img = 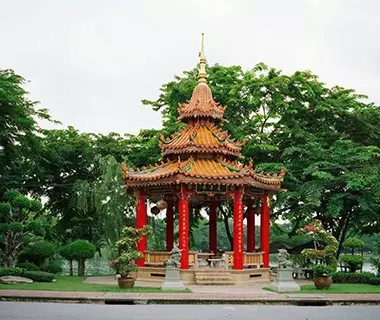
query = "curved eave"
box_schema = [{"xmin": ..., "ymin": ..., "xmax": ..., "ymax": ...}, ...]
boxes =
[
  {"xmin": 124, "ymin": 174, "xmax": 283, "ymax": 191},
  {"xmin": 162, "ymin": 146, "xmax": 242, "ymax": 158},
  {"xmin": 178, "ymin": 112, "xmax": 224, "ymax": 121}
]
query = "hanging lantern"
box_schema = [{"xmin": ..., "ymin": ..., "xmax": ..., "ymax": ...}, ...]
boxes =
[
  {"xmin": 150, "ymin": 206, "xmax": 160, "ymax": 215},
  {"xmin": 156, "ymin": 199, "xmax": 168, "ymax": 210}
]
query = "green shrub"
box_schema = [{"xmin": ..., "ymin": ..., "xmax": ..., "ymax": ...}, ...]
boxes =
[
  {"xmin": 340, "ymin": 255, "xmax": 363, "ymax": 272},
  {"xmin": 23, "ymin": 271, "xmax": 55, "ymax": 282},
  {"xmin": 0, "ymin": 267, "xmax": 24, "ymax": 277},
  {"xmin": 311, "ymin": 264, "xmax": 334, "ymax": 277},
  {"xmin": 20, "ymin": 240, "xmax": 56, "ymax": 266},
  {"xmin": 42, "ymin": 260, "xmax": 62, "ymax": 274},
  {"xmin": 368, "ymin": 277, "xmax": 380, "ymax": 286},
  {"xmin": 342, "ymin": 238, "xmax": 364, "ymax": 251},
  {"xmin": 332, "ymin": 271, "xmax": 375, "ymax": 284},
  {"xmin": 16, "ymin": 262, "xmax": 40, "ymax": 271}
]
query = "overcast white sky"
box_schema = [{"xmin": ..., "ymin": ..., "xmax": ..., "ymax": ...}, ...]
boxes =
[{"xmin": 1, "ymin": 0, "xmax": 379, "ymax": 135}]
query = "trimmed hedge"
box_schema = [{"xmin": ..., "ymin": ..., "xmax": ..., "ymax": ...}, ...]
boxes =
[
  {"xmin": 23, "ymin": 271, "xmax": 55, "ymax": 282},
  {"xmin": 332, "ymin": 271, "xmax": 375, "ymax": 284},
  {"xmin": 369, "ymin": 277, "xmax": 380, "ymax": 286},
  {"xmin": 0, "ymin": 267, "xmax": 24, "ymax": 277},
  {"xmin": 17, "ymin": 262, "xmax": 40, "ymax": 271}
]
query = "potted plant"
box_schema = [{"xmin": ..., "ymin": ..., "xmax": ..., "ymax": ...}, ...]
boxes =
[
  {"xmin": 298, "ymin": 220, "xmax": 338, "ymax": 290},
  {"xmin": 310, "ymin": 264, "xmax": 334, "ymax": 289},
  {"xmin": 109, "ymin": 225, "xmax": 152, "ymax": 289}
]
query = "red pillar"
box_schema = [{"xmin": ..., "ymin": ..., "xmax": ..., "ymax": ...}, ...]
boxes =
[
  {"xmin": 178, "ymin": 186, "xmax": 189, "ymax": 269},
  {"xmin": 165, "ymin": 199, "xmax": 174, "ymax": 251},
  {"xmin": 233, "ymin": 189, "xmax": 244, "ymax": 270},
  {"xmin": 209, "ymin": 202, "xmax": 217, "ymax": 253},
  {"xmin": 260, "ymin": 194, "xmax": 270, "ymax": 268},
  {"xmin": 247, "ymin": 199, "xmax": 255, "ymax": 252},
  {"xmin": 136, "ymin": 190, "xmax": 147, "ymax": 267}
]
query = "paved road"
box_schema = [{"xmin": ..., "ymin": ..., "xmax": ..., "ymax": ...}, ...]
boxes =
[{"xmin": 0, "ymin": 302, "xmax": 379, "ymax": 320}]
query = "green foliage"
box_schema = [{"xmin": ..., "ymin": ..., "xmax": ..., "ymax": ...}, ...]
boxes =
[
  {"xmin": 298, "ymin": 220, "xmax": 339, "ymax": 273},
  {"xmin": 369, "ymin": 277, "xmax": 380, "ymax": 286},
  {"xmin": 69, "ymin": 240, "xmax": 96, "ymax": 260},
  {"xmin": 0, "ymin": 69, "xmax": 56, "ymax": 195},
  {"xmin": 340, "ymin": 255, "xmax": 363, "ymax": 272},
  {"xmin": 332, "ymin": 271, "xmax": 375, "ymax": 284},
  {"xmin": 59, "ymin": 245, "xmax": 75, "ymax": 261},
  {"xmin": 369, "ymin": 255, "xmax": 380, "ymax": 275},
  {"xmin": 311, "ymin": 264, "xmax": 334, "ymax": 277},
  {"xmin": 8, "ymin": 222, "xmax": 23, "ymax": 232},
  {"xmin": 23, "ymin": 270, "xmax": 55, "ymax": 282},
  {"xmin": 110, "ymin": 226, "xmax": 152, "ymax": 277},
  {"xmin": 20, "ymin": 241, "xmax": 56, "ymax": 266},
  {"xmin": 16, "ymin": 262, "xmax": 40, "ymax": 271},
  {"xmin": 42, "ymin": 260, "xmax": 62, "ymax": 274},
  {"xmin": 0, "ymin": 267, "xmax": 24, "ymax": 276},
  {"xmin": 343, "ymin": 238, "xmax": 365, "ymax": 250},
  {"xmin": 0, "ymin": 190, "xmax": 46, "ymax": 267}
]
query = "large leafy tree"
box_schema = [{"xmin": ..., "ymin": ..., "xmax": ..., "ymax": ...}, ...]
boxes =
[{"xmin": 0, "ymin": 69, "xmax": 55, "ymax": 196}]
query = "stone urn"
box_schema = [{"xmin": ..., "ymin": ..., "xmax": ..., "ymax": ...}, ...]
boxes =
[
  {"xmin": 117, "ymin": 276, "xmax": 135, "ymax": 289},
  {"xmin": 314, "ymin": 276, "xmax": 332, "ymax": 290}
]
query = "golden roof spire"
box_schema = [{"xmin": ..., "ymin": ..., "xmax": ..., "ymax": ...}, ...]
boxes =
[{"xmin": 198, "ymin": 33, "xmax": 207, "ymax": 83}]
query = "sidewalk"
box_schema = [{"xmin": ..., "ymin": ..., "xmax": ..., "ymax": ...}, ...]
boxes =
[{"xmin": 1, "ymin": 277, "xmax": 380, "ymax": 305}]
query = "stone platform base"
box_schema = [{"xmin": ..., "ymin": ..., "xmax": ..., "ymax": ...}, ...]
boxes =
[
  {"xmin": 137, "ymin": 267, "xmax": 270, "ymax": 285},
  {"xmin": 270, "ymin": 268, "xmax": 300, "ymax": 292}
]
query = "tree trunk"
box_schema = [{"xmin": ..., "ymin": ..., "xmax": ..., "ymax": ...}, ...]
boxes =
[
  {"xmin": 220, "ymin": 206, "xmax": 233, "ymax": 251},
  {"xmin": 78, "ymin": 259, "xmax": 85, "ymax": 276},
  {"xmin": 69, "ymin": 260, "xmax": 73, "ymax": 276},
  {"xmin": 336, "ymin": 212, "xmax": 351, "ymax": 258}
]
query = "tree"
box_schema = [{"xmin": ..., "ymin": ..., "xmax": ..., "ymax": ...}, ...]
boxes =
[
  {"xmin": 0, "ymin": 69, "xmax": 56, "ymax": 196},
  {"xmin": 0, "ymin": 190, "xmax": 44, "ymax": 266},
  {"xmin": 69, "ymin": 240, "xmax": 96, "ymax": 276}
]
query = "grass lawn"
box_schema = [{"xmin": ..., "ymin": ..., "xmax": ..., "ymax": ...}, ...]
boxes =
[
  {"xmin": 0, "ymin": 276, "xmax": 191, "ymax": 293},
  {"xmin": 265, "ymin": 283, "xmax": 380, "ymax": 294},
  {"xmin": 299, "ymin": 283, "xmax": 380, "ymax": 294}
]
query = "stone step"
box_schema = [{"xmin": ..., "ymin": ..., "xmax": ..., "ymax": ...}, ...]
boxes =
[{"xmin": 194, "ymin": 272, "xmax": 235, "ymax": 285}]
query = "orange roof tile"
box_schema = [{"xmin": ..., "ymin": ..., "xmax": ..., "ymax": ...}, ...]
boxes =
[
  {"xmin": 122, "ymin": 158, "xmax": 285, "ymax": 189},
  {"xmin": 178, "ymin": 83, "xmax": 226, "ymax": 121},
  {"xmin": 159, "ymin": 121, "xmax": 244, "ymax": 157}
]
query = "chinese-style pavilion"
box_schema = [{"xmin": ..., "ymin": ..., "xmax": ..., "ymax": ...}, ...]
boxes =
[{"xmin": 122, "ymin": 34, "xmax": 285, "ymax": 277}]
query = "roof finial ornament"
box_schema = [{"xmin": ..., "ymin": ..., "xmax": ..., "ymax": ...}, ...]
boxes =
[{"xmin": 198, "ymin": 33, "xmax": 207, "ymax": 83}]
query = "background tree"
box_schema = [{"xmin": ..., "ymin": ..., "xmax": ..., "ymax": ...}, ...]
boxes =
[
  {"xmin": 0, "ymin": 69, "xmax": 56, "ymax": 196},
  {"xmin": 69, "ymin": 240, "xmax": 96, "ymax": 276}
]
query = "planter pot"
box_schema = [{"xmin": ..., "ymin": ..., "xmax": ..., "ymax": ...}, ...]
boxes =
[
  {"xmin": 117, "ymin": 277, "xmax": 135, "ymax": 289},
  {"xmin": 314, "ymin": 276, "xmax": 332, "ymax": 290}
]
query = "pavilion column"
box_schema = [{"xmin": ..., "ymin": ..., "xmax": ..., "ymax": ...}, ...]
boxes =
[
  {"xmin": 209, "ymin": 202, "xmax": 217, "ymax": 253},
  {"xmin": 165, "ymin": 199, "xmax": 174, "ymax": 251},
  {"xmin": 260, "ymin": 194, "xmax": 270, "ymax": 268},
  {"xmin": 246, "ymin": 199, "xmax": 255, "ymax": 252},
  {"xmin": 136, "ymin": 190, "xmax": 147, "ymax": 267},
  {"xmin": 178, "ymin": 185, "xmax": 189, "ymax": 270},
  {"xmin": 233, "ymin": 188, "xmax": 244, "ymax": 270}
]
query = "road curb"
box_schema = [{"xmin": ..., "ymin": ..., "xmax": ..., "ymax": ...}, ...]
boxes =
[{"xmin": 1, "ymin": 294, "xmax": 380, "ymax": 306}]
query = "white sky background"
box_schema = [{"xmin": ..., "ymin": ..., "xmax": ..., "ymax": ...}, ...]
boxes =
[{"xmin": 1, "ymin": 0, "xmax": 379, "ymax": 135}]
